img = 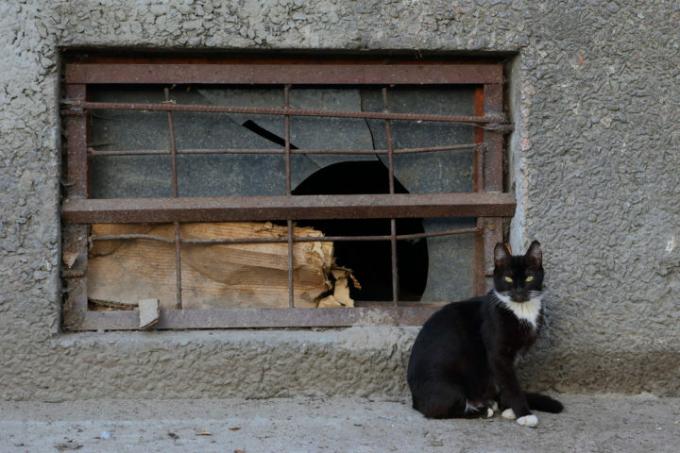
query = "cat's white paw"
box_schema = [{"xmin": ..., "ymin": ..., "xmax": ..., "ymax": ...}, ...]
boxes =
[
  {"xmin": 490, "ymin": 401, "xmax": 499, "ymax": 412},
  {"xmin": 485, "ymin": 407, "xmax": 494, "ymax": 418},
  {"xmin": 501, "ymin": 408, "xmax": 516, "ymax": 420},
  {"xmin": 516, "ymin": 414, "xmax": 538, "ymax": 427}
]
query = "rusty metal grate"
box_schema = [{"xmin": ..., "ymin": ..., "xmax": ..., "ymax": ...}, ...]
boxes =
[{"xmin": 61, "ymin": 57, "xmax": 514, "ymax": 331}]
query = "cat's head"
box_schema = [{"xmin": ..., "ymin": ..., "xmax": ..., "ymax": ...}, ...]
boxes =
[{"xmin": 493, "ymin": 241, "xmax": 543, "ymax": 303}]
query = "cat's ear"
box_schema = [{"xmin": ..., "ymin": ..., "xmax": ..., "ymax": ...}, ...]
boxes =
[
  {"xmin": 525, "ymin": 240, "xmax": 542, "ymax": 268},
  {"xmin": 494, "ymin": 242, "xmax": 511, "ymax": 267}
]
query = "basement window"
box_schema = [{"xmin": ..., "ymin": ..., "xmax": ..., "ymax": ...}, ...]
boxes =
[{"xmin": 61, "ymin": 56, "xmax": 514, "ymax": 330}]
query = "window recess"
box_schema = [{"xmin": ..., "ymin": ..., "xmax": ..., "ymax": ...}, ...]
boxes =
[{"xmin": 61, "ymin": 57, "xmax": 514, "ymax": 331}]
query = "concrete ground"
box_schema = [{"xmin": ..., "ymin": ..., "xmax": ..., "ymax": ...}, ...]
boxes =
[{"xmin": 0, "ymin": 394, "xmax": 678, "ymax": 453}]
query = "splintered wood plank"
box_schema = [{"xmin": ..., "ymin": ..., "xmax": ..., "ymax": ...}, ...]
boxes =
[{"xmin": 87, "ymin": 222, "xmax": 344, "ymax": 309}]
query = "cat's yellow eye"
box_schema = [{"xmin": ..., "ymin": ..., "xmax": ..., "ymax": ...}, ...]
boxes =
[
  {"xmin": 525, "ymin": 276, "xmax": 534, "ymax": 282},
  {"xmin": 504, "ymin": 276, "xmax": 513, "ymax": 283}
]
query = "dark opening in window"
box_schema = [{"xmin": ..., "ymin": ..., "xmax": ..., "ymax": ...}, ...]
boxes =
[{"xmin": 293, "ymin": 161, "xmax": 429, "ymax": 302}]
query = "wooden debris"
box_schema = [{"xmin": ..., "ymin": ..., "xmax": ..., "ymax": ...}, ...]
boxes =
[
  {"xmin": 89, "ymin": 299, "xmax": 137, "ymax": 311},
  {"xmin": 62, "ymin": 251, "xmax": 79, "ymax": 269},
  {"xmin": 138, "ymin": 298, "xmax": 160, "ymax": 330},
  {"xmin": 317, "ymin": 269, "xmax": 355, "ymax": 308},
  {"xmin": 87, "ymin": 222, "xmax": 355, "ymax": 310}
]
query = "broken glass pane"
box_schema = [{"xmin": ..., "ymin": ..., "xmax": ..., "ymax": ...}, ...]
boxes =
[
  {"xmin": 89, "ymin": 86, "xmax": 172, "ymax": 198},
  {"xmin": 419, "ymin": 217, "xmax": 476, "ymax": 301},
  {"xmin": 88, "ymin": 83, "xmax": 479, "ymax": 303},
  {"xmin": 89, "ymin": 85, "xmax": 287, "ymax": 197},
  {"xmin": 288, "ymin": 87, "xmax": 379, "ymax": 187},
  {"xmin": 361, "ymin": 86, "xmax": 476, "ymax": 194}
]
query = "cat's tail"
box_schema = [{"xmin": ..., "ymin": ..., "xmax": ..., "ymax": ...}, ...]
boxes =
[{"xmin": 526, "ymin": 393, "xmax": 564, "ymax": 413}]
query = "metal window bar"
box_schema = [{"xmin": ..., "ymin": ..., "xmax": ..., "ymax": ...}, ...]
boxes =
[
  {"xmin": 63, "ymin": 99, "xmax": 509, "ymax": 128},
  {"xmin": 64, "ymin": 62, "xmax": 504, "ymax": 86},
  {"xmin": 62, "ymin": 60, "xmax": 511, "ymax": 331},
  {"xmin": 88, "ymin": 227, "xmax": 480, "ymax": 246},
  {"xmin": 62, "ymin": 83, "xmax": 89, "ymax": 331},
  {"xmin": 62, "ymin": 193, "xmax": 516, "ymax": 223},
  {"xmin": 284, "ymin": 84, "xmax": 295, "ymax": 309},
  {"xmin": 473, "ymin": 86, "xmax": 486, "ymax": 295},
  {"xmin": 86, "ymin": 143, "xmax": 484, "ymax": 157},
  {"xmin": 164, "ymin": 87, "xmax": 183, "ymax": 310},
  {"xmin": 381, "ymin": 88, "xmax": 399, "ymax": 305}
]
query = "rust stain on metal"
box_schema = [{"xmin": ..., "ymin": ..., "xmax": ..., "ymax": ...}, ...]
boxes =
[
  {"xmin": 382, "ymin": 88, "xmax": 399, "ymax": 305},
  {"xmin": 90, "ymin": 226, "xmax": 479, "ymax": 246},
  {"xmin": 71, "ymin": 305, "xmax": 446, "ymax": 330},
  {"xmin": 63, "ymin": 100, "xmax": 508, "ymax": 128},
  {"xmin": 65, "ymin": 85, "xmax": 89, "ymax": 198},
  {"xmin": 165, "ymin": 87, "xmax": 183, "ymax": 310},
  {"xmin": 66, "ymin": 63, "xmax": 504, "ymax": 85},
  {"xmin": 473, "ymin": 86, "xmax": 486, "ymax": 295},
  {"xmin": 483, "ymin": 83, "xmax": 505, "ymax": 192},
  {"xmin": 61, "ymin": 60, "xmax": 512, "ymax": 330},
  {"xmin": 283, "ymin": 85, "xmax": 295, "ymax": 309},
  {"xmin": 62, "ymin": 193, "xmax": 516, "ymax": 224},
  {"xmin": 62, "ymin": 85, "xmax": 90, "ymax": 330},
  {"xmin": 87, "ymin": 143, "xmax": 483, "ymax": 157}
]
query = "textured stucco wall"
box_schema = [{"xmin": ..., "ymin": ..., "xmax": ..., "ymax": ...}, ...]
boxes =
[{"xmin": 0, "ymin": 0, "xmax": 678, "ymax": 401}]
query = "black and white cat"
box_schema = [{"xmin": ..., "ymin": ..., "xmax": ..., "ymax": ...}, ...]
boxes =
[{"xmin": 407, "ymin": 241, "xmax": 562, "ymax": 428}]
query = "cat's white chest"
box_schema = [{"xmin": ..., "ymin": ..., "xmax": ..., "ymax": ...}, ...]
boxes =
[{"xmin": 493, "ymin": 291, "xmax": 542, "ymax": 327}]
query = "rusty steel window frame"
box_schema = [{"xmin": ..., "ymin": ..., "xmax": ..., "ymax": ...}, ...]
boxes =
[{"xmin": 60, "ymin": 57, "xmax": 514, "ymax": 331}]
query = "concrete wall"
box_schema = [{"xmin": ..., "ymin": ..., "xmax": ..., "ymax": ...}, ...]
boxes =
[{"xmin": 0, "ymin": 0, "xmax": 678, "ymax": 400}]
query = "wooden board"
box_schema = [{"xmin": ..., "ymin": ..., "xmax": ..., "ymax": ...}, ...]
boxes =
[
  {"xmin": 138, "ymin": 298, "xmax": 160, "ymax": 329},
  {"xmin": 87, "ymin": 222, "xmax": 350, "ymax": 309}
]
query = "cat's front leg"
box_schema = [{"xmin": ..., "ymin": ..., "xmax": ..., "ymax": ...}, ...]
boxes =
[{"xmin": 492, "ymin": 357, "xmax": 537, "ymax": 427}]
